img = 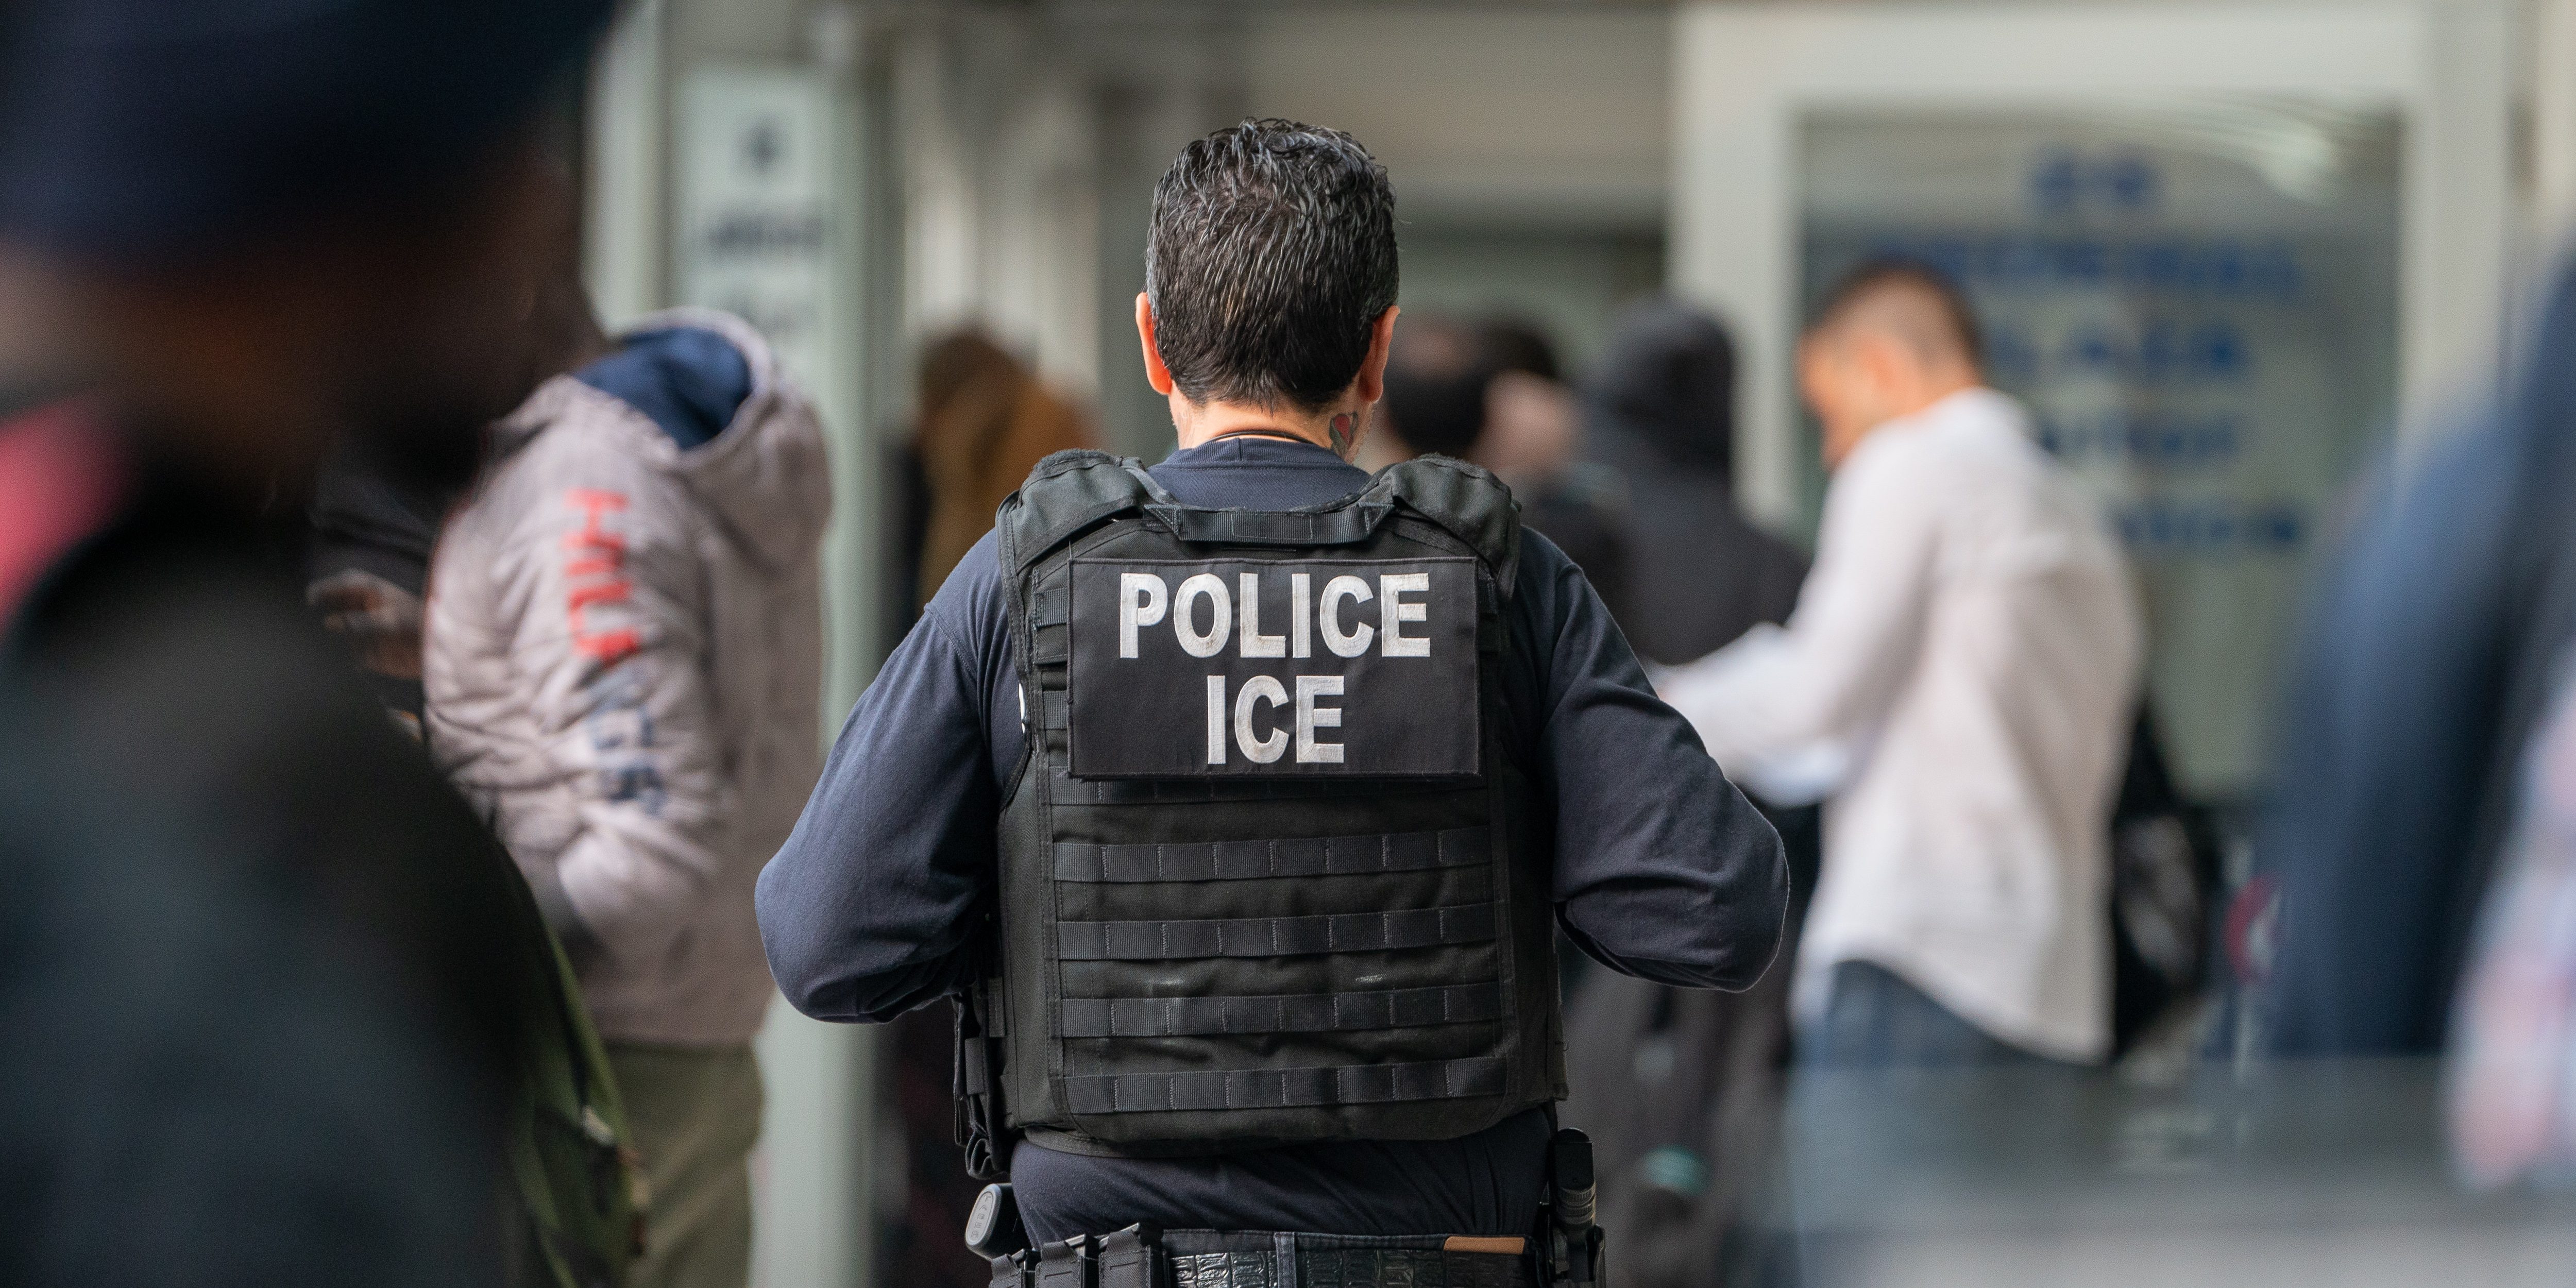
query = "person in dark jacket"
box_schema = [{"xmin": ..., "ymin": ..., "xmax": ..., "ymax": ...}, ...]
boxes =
[
  {"xmin": 1582, "ymin": 299, "xmax": 1808, "ymax": 668},
  {"xmin": 1562, "ymin": 298, "xmax": 1817, "ymax": 1288},
  {"xmin": 757, "ymin": 119, "xmax": 1786, "ymax": 1263},
  {"xmin": 0, "ymin": 2, "xmax": 626, "ymax": 1283}
]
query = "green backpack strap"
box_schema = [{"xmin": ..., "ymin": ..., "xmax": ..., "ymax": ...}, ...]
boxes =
[
  {"xmin": 507, "ymin": 890, "xmax": 645, "ymax": 1288},
  {"xmin": 1370, "ymin": 455, "xmax": 1522, "ymax": 597}
]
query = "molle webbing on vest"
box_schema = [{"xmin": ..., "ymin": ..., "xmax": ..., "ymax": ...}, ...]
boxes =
[
  {"xmin": 1051, "ymin": 827, "xmax": 1490, "ymax": 883},
  {"xmin": 1057, "ymin": 982, "xmax": 1507, "ymax": 1039},
  {"xmin": 989, "ymin": 450, "xmax": 1565, "ymax": 1153},
  {"xmin": 1059, "ymin": 1056, "xmax": 1510, "ymax": 1116},
  {"xmin": 1054, "ymin": 904, "xmax": 1498, "ymax": 961}
]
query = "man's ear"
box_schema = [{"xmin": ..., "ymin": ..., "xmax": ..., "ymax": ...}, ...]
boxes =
[
  {"xmin": 1136, "ymin": 293, "xmax": 1175, "ymax": 396},
  {"xmin": 1855, "ymin": 330, "xmax": 1916, "ymax": 399},
  {"xmin": 1352, "ymin": 305, "xmax": 1400, "ymax": 404}
]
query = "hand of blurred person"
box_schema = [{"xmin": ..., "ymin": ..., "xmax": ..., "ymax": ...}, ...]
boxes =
[{"xmin": 308, "ymin": 569, "xmax": 425, "ymax": 680}]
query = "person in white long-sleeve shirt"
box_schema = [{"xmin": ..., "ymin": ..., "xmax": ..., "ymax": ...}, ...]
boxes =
[{"xmin": 1659, "ymin": 261, "xmax": 2141, "ymax": 1064}]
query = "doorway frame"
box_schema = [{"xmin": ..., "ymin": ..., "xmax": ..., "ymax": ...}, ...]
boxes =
[{"xmin": 1669, "ymin": 0, "xmax": 2513, "ymax": 530}]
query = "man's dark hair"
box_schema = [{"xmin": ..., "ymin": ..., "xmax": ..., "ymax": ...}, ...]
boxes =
[
  {"xmin": 1807, "ymin": 256, "xmax": 1984, "ymax": 370},
  {"xmin": 1478, "ymin": 317, "xmax": 1561, "ymax": 384},
  {"xmin": 1146, "ymin": 118, "xmax": 1398, "ymax": 413}
]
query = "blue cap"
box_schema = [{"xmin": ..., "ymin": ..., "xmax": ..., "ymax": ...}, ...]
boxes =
[{"xmin": 0, "ymin": 0, "xmax": 617, "ymax": 261}]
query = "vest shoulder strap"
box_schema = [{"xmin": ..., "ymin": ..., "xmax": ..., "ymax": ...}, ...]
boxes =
[
  {"xmin": 1369, "ymin": 455, "xmax": 1522, "ymax": 596},
  {"xmin": 997, "ymin": 450, "xmax": 1170, "ymax": 575},
  {"xmin": 999, "ymin": 449, "xmax": 1522, "ymax": 593}
]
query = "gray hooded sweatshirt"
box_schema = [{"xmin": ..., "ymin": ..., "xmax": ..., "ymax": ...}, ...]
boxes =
[{"xmin": 426, "ymin": 308, "xmax": 831, "ymax": 1046}]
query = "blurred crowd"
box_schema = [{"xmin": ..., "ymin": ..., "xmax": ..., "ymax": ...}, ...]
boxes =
[{"xmin": 10, "ymin": 2, "xmax": 2576, "ymax": 1288}]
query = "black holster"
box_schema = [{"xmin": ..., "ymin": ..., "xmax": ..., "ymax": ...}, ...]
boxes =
[
  {"xmin": 1544, "ymin": 1128, "xmax": 1604, "ymax": 1287},
  {"xmin": 955, "ymin": 975, "xmax": 1011, "ymax": 1181}
]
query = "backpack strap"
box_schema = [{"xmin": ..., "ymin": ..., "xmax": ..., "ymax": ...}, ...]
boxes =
[{"xmin": 1370, "ymin": 455, "xmax": 1522, "ymax": 597}]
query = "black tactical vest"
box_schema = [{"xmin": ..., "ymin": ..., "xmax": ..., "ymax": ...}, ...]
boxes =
[{"xmin": 986, "ymin": 449, "xmax": 1565, "ymax": 1155}]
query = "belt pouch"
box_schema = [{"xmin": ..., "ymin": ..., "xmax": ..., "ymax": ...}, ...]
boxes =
[
  {"xmin": 1036, "ymin": 1234, "xmax": 1098, "ymax": 1288},
  {"xmin": 989, "ymin": 1250, "xmax": 1037, "ymax": 1288},
  {"xmin": 1095, "ymin": 1225, "xmax": 1163, "ymax": 1288}
]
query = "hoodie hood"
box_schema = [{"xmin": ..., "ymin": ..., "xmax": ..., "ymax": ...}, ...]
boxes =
[
  {"xmin": 1583, "ymin": 298, "xmax": 1739, "ymax": 480},
  {"xmin": 494, "ymin": 307, "xmax": 832, "ymax": 573}
]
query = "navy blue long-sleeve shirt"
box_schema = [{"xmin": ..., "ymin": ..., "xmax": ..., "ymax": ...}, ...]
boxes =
[{"xmin": 757, "ymin": 435, "xmax": 1786, "ymax": 1241}]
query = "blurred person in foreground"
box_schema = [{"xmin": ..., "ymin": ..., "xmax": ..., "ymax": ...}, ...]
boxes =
[
  {"xmin": 425, "ymin": 214, "xmax": 832, "ymax": 1288},
  {"xmin": 1558, "ymin": 300, "xmax": 1817, "ymax": 1288},
  {"xmin": 0, "ymin": 2, "xmax": 641, "ymax": 1285},
  {"xmin": 2318, "ymin": 261, "xmax": 2576, "ymax": 1180},
  {"xmin": 1659, "ymin": 260, "xmax": 2141, "ymax": 1069},
  {"xmin": 758, "ymin": 118, "xmax": 1785, "ymax": 1283},
  {"xmin": 2442, "ymin": 268, "xmax": 2576, "ymax": 1183},
  {"xmin": 2266, "ymin": 260, "xmax": 2576, "ymax": 1061},
  {"xmin": 2450, "ymin": 653, "xmax": 2576, "ymax": 1187},
  {"xmin": 2437, "ymin": 266, "xmax": 2576, "ymax": 1194}
]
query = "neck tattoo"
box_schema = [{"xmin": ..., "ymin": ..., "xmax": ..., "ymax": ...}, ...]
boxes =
[{"xmin": 1327, "ymin": 412, "xmax": 1358, "ymax": 459}]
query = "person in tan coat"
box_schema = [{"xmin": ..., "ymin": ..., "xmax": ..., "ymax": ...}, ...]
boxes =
[{"xmin": 907, "ymin": 331, "xmax": 1093, "ymax": 607}]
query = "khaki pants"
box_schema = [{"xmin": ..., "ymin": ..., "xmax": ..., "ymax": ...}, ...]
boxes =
[{"xmin": 607, "ymin": 1042, "xmax": 764, "ymax": 1288}]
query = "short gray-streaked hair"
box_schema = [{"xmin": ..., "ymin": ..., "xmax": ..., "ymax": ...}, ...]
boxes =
[{"xmin": 1145, "ymin": 118, "xmax": 1398, "ymax": 413}]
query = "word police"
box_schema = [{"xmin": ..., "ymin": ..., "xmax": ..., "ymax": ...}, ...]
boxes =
[
  {"xmin": 1119, "ymin": 570, "xmax": 1430, "ymax": 766},
  {"xmin": 1067, "ymin": 557, "xmax": 1477, "ymax": 779}
]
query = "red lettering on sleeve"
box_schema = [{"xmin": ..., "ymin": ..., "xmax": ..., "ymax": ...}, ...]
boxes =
[
  {"xmin": 574, "ymin": 628, "xmax": 643, "ymax": 663},
  {"xmin": 563, "ymin": 489, "xmax": 639, "ymax": 665}
]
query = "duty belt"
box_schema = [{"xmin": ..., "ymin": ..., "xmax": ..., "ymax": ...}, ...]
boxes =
[
  {"xmin": 988, "ymin": 1227, "xmax": 1535, "ymax": 1288},
  {"xmin": 963, "ymin": 1129, "xmax": 1603, "ymax": 1288}
]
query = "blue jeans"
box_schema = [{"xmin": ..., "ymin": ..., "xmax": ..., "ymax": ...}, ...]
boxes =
[{"xmin": 1799, "ymin": 960, "xmax": 2046, "ymax": 1070}]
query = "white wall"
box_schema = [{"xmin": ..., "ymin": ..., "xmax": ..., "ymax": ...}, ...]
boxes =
[{"xmin": 1237, "ymin": 7, "xmax": 1672, "ymax": 229}]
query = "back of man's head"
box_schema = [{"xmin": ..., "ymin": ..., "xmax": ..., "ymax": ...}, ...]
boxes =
[
  {"xmin": 1806, "ymin": 258, "xmax": 1984, "ymax": 375},
  {"xmin": 1588, "ymin": 298, "xmax": 1740, "ymax": 477},
  {"xmin": 1146, "ymin": 118, "xmax": 1397, "ymax": 414}
]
